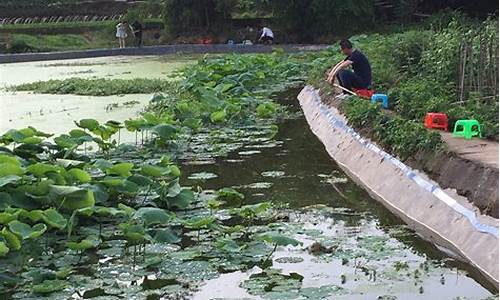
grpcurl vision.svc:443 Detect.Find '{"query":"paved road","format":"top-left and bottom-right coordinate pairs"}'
top-left (440, 131), bottom-right (499, 169)
top-left (0, 44), bottom-right (329, 64)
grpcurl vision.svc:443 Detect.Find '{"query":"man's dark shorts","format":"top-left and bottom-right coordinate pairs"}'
top-left (337, 69), bottom-right (370, 90)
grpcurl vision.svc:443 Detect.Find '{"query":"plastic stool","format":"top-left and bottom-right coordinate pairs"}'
top-left (453, 119), bottom-right (482, 140)
top-left (353, 88), bottom-right (375, 100)
top-left (371, 94), bottom-right (389, 108)
top-left (424, 113), bottom-right (448, 131)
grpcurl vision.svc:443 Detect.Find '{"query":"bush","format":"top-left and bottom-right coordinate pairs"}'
top-left (343, 98), bottom-right (443, 160)
top-left (389, 30), bottom-right (432, 76)
top-left (388, 77), bottom-right (454, 120)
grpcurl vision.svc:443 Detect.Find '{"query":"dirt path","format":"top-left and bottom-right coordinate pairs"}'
top-left (440, 132), bottom-right (499, 169)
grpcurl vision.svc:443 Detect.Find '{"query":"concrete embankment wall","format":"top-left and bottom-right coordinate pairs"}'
top-left (0, 44), bottom-right (328, 64)
top-left (298, 85), bottom-right (499, 287)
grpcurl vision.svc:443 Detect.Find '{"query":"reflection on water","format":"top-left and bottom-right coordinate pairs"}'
top-left (185, 92), bottom-right (494, 299)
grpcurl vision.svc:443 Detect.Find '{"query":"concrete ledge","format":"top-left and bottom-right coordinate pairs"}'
top-left (0, 44), bottom-right (329, 64)
top-left (298, 85), bottom-right (499, 287)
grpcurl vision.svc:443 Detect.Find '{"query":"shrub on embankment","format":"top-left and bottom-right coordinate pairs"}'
top-left (342, 96), bottom-right (443, 160)
top-left (308, 13), bottom-right (499, 143)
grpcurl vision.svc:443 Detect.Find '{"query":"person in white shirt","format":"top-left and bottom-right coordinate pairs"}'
top-left (116, 20), bottom-right (133, 49)
top-left (259, 26), bottom-right (274, 45)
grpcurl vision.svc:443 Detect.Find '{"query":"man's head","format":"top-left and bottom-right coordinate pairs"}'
top-left (340, 39), bottom-right (353, 56)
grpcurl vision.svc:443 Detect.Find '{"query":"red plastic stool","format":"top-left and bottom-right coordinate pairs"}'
top-left (352, 88), bottom-right (375, 99)
top-left (424, 113), bottom-right (448, 131)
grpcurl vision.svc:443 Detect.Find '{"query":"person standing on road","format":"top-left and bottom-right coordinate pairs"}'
top-left (131, 20), bottom-right (143, 48)
top-left (327, 39), bottom-right (372, 93)
top-left (259, 26), bottom-right (274, 45)
top-left (116, 20), bottom-right (129, 48)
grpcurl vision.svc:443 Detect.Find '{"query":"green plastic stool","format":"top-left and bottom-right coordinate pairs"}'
top-left (453, 119), bottom-right (482, 140)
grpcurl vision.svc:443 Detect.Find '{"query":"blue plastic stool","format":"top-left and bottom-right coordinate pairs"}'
top-left (371, 94), bottom-right (389, 109)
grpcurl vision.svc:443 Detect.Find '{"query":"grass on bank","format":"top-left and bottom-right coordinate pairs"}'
top-left (2, 33), bottom-right (117, 53)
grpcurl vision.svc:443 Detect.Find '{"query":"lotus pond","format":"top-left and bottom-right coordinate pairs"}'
top-left (0, 53), bottom-right (496, 300)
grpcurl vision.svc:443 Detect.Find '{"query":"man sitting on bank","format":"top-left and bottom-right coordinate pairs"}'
top-left (327, 39), bottom-right (372, 93)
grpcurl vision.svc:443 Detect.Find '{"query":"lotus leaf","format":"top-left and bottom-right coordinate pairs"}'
top-left (120, 223), bottom-right (146, 243)
top-left (66, 235), bottom-right (100, 251)
top-left (0, 154), bottom-right (21, 166)
top-left (68, 168), bottom-right (91, 183)
top-left (153, 229), bottom-right (180, 244)
top-left (76, 119), bottom-right (99, 131)
top-left (210, 110), bottom-right (226, 123)
top-left (20, 209), bottom-right (44, 222)
top-left (21, 136), bottom-right (43, 145)
top-left (106, 162), bottom-right (134, 177)
top-left (0, 242), bottom-right (9, 257)
top-left (183, 216), bottom-right (215, 229)
top-left (167, 188), bottom-right (194, 210)
top-left (0, 212), bottom-right (18, 224)
top-left (42, 208), bottom-right (67, 229)
top-left (27, 163), bottom-right (60, 178)
top-left (141, 165), bottom-right (170, 178)
top-left (32, 279), bottom-right (67, 294)
top-left (151, 124), bottom-right (177, 140)
top-left (0, 163), bottom-right (24, 177)
top-left (48, 185), bottom-right (95, 211)
top-left (8, 220), bottom-right (47, 240)
top-left (133, 207), bottom-right (174, 227)
top-left (258, 233), bottom-right (302, 247)
top-left (216, 187), bottom-right (244, 208)
top-left (0, 175), bottom-right (21, 188)
top-left (216, 238), bottom-right (241, 253)
top-left (1, 227), bottom-right (21, 251)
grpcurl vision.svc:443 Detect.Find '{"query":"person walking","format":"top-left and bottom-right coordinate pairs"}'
top-left (131, 20), bottom-right (143, 48)
top-left (116, 20), bottom-right (129, 48)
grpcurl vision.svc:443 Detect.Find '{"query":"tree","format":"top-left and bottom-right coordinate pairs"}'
top-left (162, 0), bottom-right (237, 34)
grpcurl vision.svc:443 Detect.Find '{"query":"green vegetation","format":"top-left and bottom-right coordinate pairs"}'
top-left (307, 13), bottom-right (498, 160)
top-left (0, 52), bottom-right (307, 298)
top-left (2, 0), bottom-right (496, 53)
top-left (4, 34), bottom-right (101, 53)
top-left (14, 78), bottom-right (174, 96)
top-left (343, 97), bottom-right (443, 160)
top-left (0, 20), bottom-right (161, 53)
top-left (0, 27), bottom-right (496, 297)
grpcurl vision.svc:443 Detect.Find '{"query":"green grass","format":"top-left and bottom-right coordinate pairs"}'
top-left (14, 78), bottom-right (174, 96)
top-left (8, 34), bottom-right (92, 52)
top-left (3, 31), bottom-right (119, 53)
